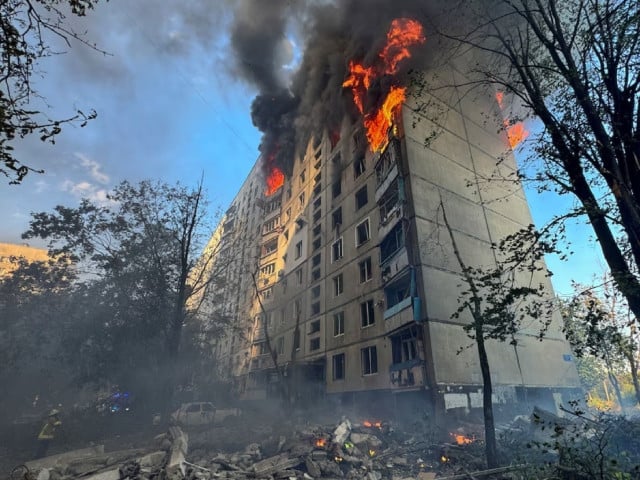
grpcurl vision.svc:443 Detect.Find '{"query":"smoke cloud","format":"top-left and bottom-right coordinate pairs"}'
top-left (228, 0), bottom-right (448, 175)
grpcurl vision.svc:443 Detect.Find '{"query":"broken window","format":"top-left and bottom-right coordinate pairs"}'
top-left (380, 223), bottom-right (404, 264)
top-left (356, 218), bottom-right (370, 246)
top-left (333, 273), bottom-right (344, 296)
top-left (332, 179), bottom-right (342, 198)
top-left (332, 238), bottom-right (343, 262)
top-left (384, 272), bottom-right (411, 309)
top-left (359, 257), bottom-right (372, 283)
top-left (354, 155), bottom-right (366, 178)
top-left (333, 311), bottom-right (344, 336)
top-left (391, 327), bottom-right (418, 364)
top-left (360, 299), bottom-right (375, 328)
top-left (355, 185), bottom-right (368, 210)
top-left (378, 179), bottom-right (400, 225)
top-left (361, 346), bottom-right (378, 375)
top-left (332, 353), bottom-right (345, 380)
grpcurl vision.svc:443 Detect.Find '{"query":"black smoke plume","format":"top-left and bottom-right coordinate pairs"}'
top-left (229, 0), bottom-right (448, 177)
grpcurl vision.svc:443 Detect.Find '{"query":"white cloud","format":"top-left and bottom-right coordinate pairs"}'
top-left (61, 180), bottom-right (112, 205)
top-left (75, 153), bottom-right (110, 184)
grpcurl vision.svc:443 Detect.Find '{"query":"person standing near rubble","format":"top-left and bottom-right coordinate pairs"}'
top-left (34, 409), bottom-right (62, 458)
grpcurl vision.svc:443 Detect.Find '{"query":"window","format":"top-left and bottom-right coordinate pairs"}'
top-left (332, 238), bottom-right (343, 261)
top-left (310, 337), bottom-right (320, 351)
top-left (332, 353), bottom-right (345, 380)
top-left (391, 327), bottom-right (418, 364)
top-left (312, 237), bottom-right (321, 251)
top-left (276, 337), bottom-right (285, 355)
top-left (313, 197), bottom-right (321, 210)
top-left (380, 223), bottom-right (404, 263)
top-left (332, 208), bottom-right (342, 229)
top-left (266, 199), bottom-right (281, 213)
top-left (260, 263), bottom-right (276, 276)
top-left (296, 268), bottom-right (303, 284)
top-left (293, 329), bottom-right (300, 350)
top-left (294, 299), bottom-right (301, 318)
top-left (361, 346), bottom-right (378, 375)
top-left (333, 311), bottom-right (344, 336)
top-left (313, 224), bottom-right (321, 237)
top-left (356, 218), bottom-right (370, 246)
top-left (295, 241), bottom-right (303, 259)
top-left (262, 238), bottom-right (278, 256)
top-left (355, 186), bottom-right (368, 210)
top-left (261, 287), bottom-right (273, 299)
top-left (361, 299), bottom-right (375, 328)
top-left (300, 169), bottom-right (306, 184)
top-left (333, 273), bottom-right (344, 296)
top-left (309, 319), bottom-right (321, 334)
top-left (359, 257), bottom-right (372, 283)
top-left (379, 179), bottom-right (400, 224)
top-left (311, 301), bottom-right (320, 316)
top-left (332, 180), bottom-right (341, 198)
top-left (354, 155), bottom-right (366, 178)
top-left (313, 209), bottom-right (321, 223)
top-left (299, 192), bottom-right (305, 207)
top-left (311, 285), bottom-right (321, 299)
top-left (312, 253), bottom-right (321, 267)
top-left (263, 217), bottom-right (281, 234)
top-left (385, 273), bottom-right (411, 309)
top-left (313, 183), bottom-right (321, 197)
top-left (311, 268), bottom-right (321, 281)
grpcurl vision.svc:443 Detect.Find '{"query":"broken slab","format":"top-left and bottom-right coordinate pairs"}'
top-left (252, 453), bottom-right (303, 476)
top-left (25, 445), bottom-right (105, 470)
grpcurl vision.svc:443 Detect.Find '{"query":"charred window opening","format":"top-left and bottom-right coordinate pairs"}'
top-left (380, 223), bottom-right (404, 264)
top-left (332, 353), bottom-right (345, 380)
top-left (355, 186), bottom-right (368, 210)
top-left (354, 155), bottom-right (366, 178)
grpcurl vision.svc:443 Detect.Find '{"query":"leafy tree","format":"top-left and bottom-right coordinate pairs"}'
top-left (1, 0), bottom-right (103, 184)
top-left (22, 180), bottom-right (232, 410)
top-left (439, 0), bottom-right (640, 323)
top-left (439, 198), bottom-right (554, 468)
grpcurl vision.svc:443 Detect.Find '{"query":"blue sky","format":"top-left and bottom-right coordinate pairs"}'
top-left (0, 0), bottom-right (605, 297)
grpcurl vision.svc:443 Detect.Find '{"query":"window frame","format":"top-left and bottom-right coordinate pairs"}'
top-left (361, 345), bottom-right (378, 375)
top-left (356, 218), bottom-right (371, 247)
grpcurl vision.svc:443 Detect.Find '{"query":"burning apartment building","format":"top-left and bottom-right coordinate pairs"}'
top-left (200, 3), bottom-right (581, 419)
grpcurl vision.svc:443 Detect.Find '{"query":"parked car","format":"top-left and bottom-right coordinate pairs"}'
top-left (170, 402), bottom-right (216, 426)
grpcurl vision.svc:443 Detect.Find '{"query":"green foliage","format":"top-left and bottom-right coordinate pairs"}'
top-left (1, 0), bottom-right (103, 184)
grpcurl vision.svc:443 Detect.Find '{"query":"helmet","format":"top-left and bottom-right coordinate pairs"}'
top-left (49, 409), bottom-right (60, 417)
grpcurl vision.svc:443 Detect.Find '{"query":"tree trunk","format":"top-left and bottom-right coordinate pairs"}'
top-left (476, 330), bottom-right (498, 469)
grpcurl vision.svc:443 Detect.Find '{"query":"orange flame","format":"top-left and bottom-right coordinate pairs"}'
top-left (495, 92), bottom-right (529, 149)
top-left (315, 437), bottom-right (328, 448)
top-left (362, 420), bottom-right (383, 428)
top-left (343, 18), bottom-right (425, 153)
top-left (265, 166), bottom-right (285, 196)
top-left (450, 432), bottom-right (475, 445)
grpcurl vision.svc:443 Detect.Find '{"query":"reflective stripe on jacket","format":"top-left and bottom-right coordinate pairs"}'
top-left (38, 419), bottom-right (61, 440)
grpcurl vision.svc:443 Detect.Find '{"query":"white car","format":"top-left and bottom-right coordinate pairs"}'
top-left (170, 402), bottom-right (216, 426)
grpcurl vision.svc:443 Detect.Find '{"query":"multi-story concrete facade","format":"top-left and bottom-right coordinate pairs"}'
top-left (203, 64), bottom-right (581, 418)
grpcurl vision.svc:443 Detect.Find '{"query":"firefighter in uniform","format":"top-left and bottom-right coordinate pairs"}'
top-left (34, 409), bottom-right (62, 458)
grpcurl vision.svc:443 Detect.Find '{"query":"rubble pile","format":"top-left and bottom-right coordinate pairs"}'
top-left (14, 418), bottom-right (501, 480)
top-left (181, 418), bottom-right (487, 480)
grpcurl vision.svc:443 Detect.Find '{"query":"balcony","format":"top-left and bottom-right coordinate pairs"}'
top-left (389, 359), bottom-right (425, 389)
